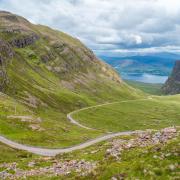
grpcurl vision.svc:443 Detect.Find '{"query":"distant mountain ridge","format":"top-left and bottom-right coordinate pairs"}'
top-left (162, 60), bottom-right (180, 94)
top-left (100, 53), bottom-right (180, 76)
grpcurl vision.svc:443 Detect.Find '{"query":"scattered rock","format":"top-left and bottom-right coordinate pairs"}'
top-left (111, 173), bottom-right (127, 180)
top-left (153, 155), bottom-right (158, 159)
top-left (169, 164), bottom-right (176, 171)
top-left (106, 127), bottom-right (178, 160)
top-left (28, 161), bottom-right (36, 168)
top-left (0, 162), bottom-right (17, 169)
top-left (111, 177), bottom-right (118, 180)
top-left (29, 124), bottom-right (45, 131)
top-left (0, 171), bottom-right (11, 179)
top-left (0, 160), bottom-right (97, 179)
top-left (90, 150), bottom-right (99, 154)
top-left (20, 91), bottom-right (48, 108)
top-left (7, 115), bottom-right (33, 122)
top-left (39, 157), bottom-right (53, 161)
top-left (36, 117), bottom-right (42, 123)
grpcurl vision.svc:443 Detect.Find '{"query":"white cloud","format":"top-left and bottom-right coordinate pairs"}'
top-left (0, 0), bottom-right (180, 56)
top-left (95, 45), bottom-right (180, 57)
top-left (130, 34), bottom-right (143, 45)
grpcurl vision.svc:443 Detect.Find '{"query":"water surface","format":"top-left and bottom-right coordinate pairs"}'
top-left (122, 73), bottom-right (168, 83)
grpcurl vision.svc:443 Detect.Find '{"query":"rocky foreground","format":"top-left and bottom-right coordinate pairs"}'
top-left (0, 159), bottom-right (96, 179)
top-left (0, 127), bottom-right (179, 179)
top-left (106, 127), bottom-right (178, 160)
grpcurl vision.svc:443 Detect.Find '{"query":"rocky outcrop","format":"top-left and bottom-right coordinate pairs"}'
top-left (0, 159), bottom-right (97, 179)
top-left (0, 33), bottom-right (39, 91)
top-left (162, 60), bottom-right (180, 94)
top-left (0, 39), bottom-right (14, 90)
top-left (0, 39), bottom-right (14, 58)
top-left (0, 11), bottom-right (39, 48)
top-left (10, 34), bottom-right (39, 48)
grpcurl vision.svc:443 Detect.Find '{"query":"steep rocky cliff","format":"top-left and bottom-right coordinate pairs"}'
top-left (162, 60), bottom-right (180, 94)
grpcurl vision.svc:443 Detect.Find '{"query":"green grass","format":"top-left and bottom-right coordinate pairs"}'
top-left (0, 43), bottom-right (143, 148)
top-left (125, 80), bottom-right (163, 95)
top-left (0, 12), bottom-right (179, 179)
top-left (1, 128), bottom-right (178, 179)
top-left (72, 95), bottom-right (180, 132)
top-left (0, 93), bottom-right (103, 148)
top-left (90, 135), bottom-right (179, 179)
top-left (0, 142), bottom-right (35, 164)
top-left (0, 15), bottom-right (144, 148)
top-left (1, 94), bottom-right (179, 148)
top-left (56, 129), bottom-right (180, 180)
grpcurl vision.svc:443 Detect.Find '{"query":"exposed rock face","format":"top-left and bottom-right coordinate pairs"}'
top-left (162, 60), bottom-right (180, 94)
top-left (0, 39), bottom-right (14, 90)
top-left (0, 39), bottom-right (14, 58)
top-left (10, 34), bottom-right (39, 48)
top-left (0, 11), bottom-right (39, 48)
top-left (0, 11), bottom-right (40, 91)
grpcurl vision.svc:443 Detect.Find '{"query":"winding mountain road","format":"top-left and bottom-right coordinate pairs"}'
top-left (0, 131), bottom-right (136, 156)
top-left (0, 99), bottom-right (149, 156)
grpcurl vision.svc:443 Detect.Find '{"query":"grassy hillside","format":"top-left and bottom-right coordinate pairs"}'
top-left (72, 95), bottom-right (180, 132)
top-left (0, 11), bottom-right (142, 104)
top-left (0, 11), bottom-right (179, 180)
top-left (0, 93), bottom-right (103, 147)
top-left (125, 80), bottom-right (163, 95)
top-left (58, 129), bottom-right (179, 180)
top-left (0, 11), bottom-right (144, 147)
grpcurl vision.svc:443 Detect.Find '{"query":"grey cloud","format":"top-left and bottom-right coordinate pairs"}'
top-left (1, 0), bottom-right (180, 56)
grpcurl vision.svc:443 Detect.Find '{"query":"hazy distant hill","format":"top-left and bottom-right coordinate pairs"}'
top-left (100, 53), bottom-right (180, 76)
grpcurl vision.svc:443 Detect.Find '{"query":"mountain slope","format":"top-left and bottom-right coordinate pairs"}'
top-left (162, 60), bottom-right (180, 94)
top-left (0, 11), bottom-right (143, 147)
top-left (0, 11), bottom-right (142, 105)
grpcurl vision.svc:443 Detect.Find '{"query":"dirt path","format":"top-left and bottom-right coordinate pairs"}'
top-left (0, 98), bottom-right (150, 156)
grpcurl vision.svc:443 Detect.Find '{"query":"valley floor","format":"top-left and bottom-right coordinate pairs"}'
top-left (125, 80), bottom-right (163, 95)
top-left (0, 95), bottom-right (179, 179)
top-left (72, 95), bottom-right (180, 132)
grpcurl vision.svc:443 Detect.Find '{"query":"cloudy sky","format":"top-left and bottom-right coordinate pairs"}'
top-left (1, 0), bottom-right (180, 57)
